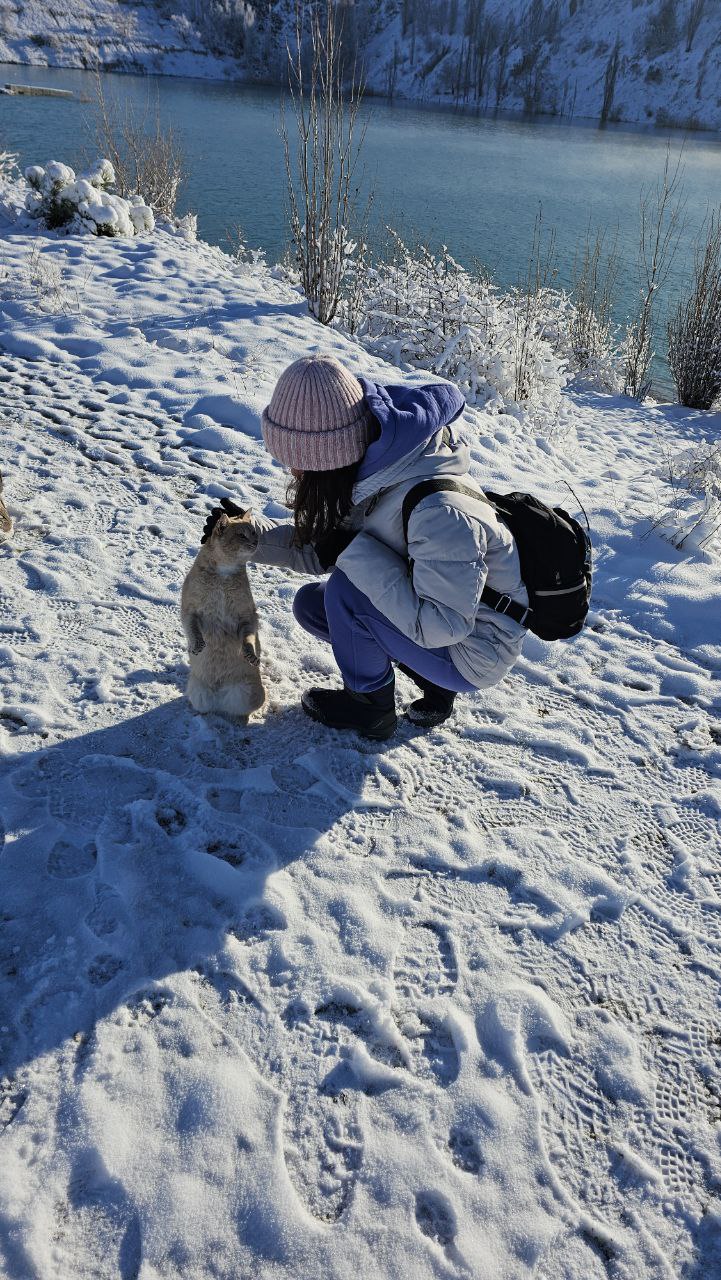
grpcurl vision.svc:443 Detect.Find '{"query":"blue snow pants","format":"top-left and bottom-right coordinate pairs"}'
top-left (292, 571), bottom-right (477, 695)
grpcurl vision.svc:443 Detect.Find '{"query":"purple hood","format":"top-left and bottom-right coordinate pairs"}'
top-left (356, 378), bottom-right (465, 481)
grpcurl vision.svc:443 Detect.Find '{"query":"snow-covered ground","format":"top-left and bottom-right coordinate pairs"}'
top-left (0, 193), bottom-right (720, 1279)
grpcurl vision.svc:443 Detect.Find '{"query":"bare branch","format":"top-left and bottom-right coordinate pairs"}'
top-left (281, 1), bottom-right (367, 325)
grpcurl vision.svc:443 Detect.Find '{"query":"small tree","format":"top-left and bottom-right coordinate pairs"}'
top-left (91, 74), bottom-right (185, 217)
top-left (685, 0), bottom-right (706, 51)
top-left (494, 27), bottom-right (511, 110)
top-left (623, 146), bottom-right (684, 399)
top-left (600, 38), bottom-right (621, 125)
top-left (570, 223), bottom-right (621, 384)
top-left (513, 207), bottom-right (559, 402)
top-left (282, 2), bottom-right (365, 326)
top-left (667, 212), bottom-right (721, 409)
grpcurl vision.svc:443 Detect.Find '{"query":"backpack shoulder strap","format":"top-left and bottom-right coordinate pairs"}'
top-left (401, 478), bottom-right (531, 630)
top-left (401, 478), bottom-right (490, 543)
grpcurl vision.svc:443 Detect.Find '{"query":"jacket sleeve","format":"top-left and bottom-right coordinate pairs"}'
top-left (251, 515), bottom-right (325, 575)
top-left (336, 499), bottom-right (487, 648)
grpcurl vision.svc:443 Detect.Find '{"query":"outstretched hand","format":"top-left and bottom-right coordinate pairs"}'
top-left (200, 496), bottom-right (249, 544)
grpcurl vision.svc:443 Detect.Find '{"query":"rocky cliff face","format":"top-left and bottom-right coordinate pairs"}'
top-left (0, 0), bottom-right (239, 80)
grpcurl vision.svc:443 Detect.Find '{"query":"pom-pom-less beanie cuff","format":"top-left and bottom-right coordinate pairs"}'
top-left (261, 355), bottom-right (374, 472)
top-left (261, 409), bottom-right (373, 471)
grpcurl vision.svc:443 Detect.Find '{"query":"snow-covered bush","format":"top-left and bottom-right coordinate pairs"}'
top-left (0, 151), bottom-right (25, 224)
top-left (225, 222), bottom-right (267, 268)
top-left (552, 304), bottom-right (625, 393)
top-left (24, 159), bottom-right (155, 238)
top-left (655, 440), bottom-right (721, 558)
top-left (667, 212), bottom-right (721, 410)
top-left (0, 150), bottom-right (18, 181)
top-left (343, 234), bottom-right (571, 420)
top-left (562, 227), bottom-right (625, 393)
top-left (93, 78), bottom-right (185, 218)
top-left (174, 212), bottom-right (198, 242)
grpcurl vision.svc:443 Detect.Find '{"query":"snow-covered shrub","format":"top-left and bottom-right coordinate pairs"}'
top-left (93, 78), bottom-right (185, 218)
top-left (344, 233), bottom-right (570, 420)
top-left (550, 302), bottom-right (625, 393)
top-left (174, 211), bottom-right (198, 242)
top-left (0, 151), bottom-right (25, 224)
top-left (563, 227), bottom-right (625, 392)
top-left (667, 212), bottom-right (721, 410)
top-left (655, 440), bottom-right (721, 558)
top-left (24, 159), bottom-right (155, 238)
top-left (0, 150), bottom-right (18, 181)
top-left (225, 222), bottom-right (267, 269)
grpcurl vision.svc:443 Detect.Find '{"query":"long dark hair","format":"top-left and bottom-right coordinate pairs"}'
top-left (287, 462), bottom-right (359, 546)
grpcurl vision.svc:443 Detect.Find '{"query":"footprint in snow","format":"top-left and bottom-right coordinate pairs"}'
top-left (228, 903), bottom-right (285, 946)
top-left (48, 837), bottom-right (97, 878)
top-left (280, 1000), bottom-right (365, 1224)
top-left (87, 954), bottom-right (124, 987)
top-left (155, 804), bottom-right (187, 836)
top-left (191, 968), bottom-right (368, 1225)
top-left (205, 835), bottom-right (248, 868)
top-left (534, 1229), bottom-right (611, 1280)
top-left (207, 784), bottom-right (338, 833)
top-left (526, 1042), bottom-right (707, 1221)
top-left (448, 1125), bottom-right (483, 1175)
top-left (415, 1190), bottom-right (457, 1251)
top-left (84, 883), bottom-right (123, 938)
top-left (47, 759), bottom-right (156, 828)
top-left (126, 990), bottom-right (171, 1026)
top-left (392, 921), bottom-right (459, 1086)
top-left (54, 1154), bottom-right (142, 1280)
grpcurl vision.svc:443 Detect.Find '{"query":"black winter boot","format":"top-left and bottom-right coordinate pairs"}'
top-left (397, 663), bottom-right (457, 728)
top-left (301, 677), bottom-right (397, 741)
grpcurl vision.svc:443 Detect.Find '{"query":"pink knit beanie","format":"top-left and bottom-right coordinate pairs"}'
top-left (261, 355), bottom-right (373, 472)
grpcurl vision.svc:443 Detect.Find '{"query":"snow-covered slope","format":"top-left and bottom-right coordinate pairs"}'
top-left (360, 0), bottom-right (721, 129)
top-left (2, 0), bottom-right (721, 129)
top-left (0, 0), bottom-right (239, 80)
top-left (0, 197), bottom-right (720, 1277)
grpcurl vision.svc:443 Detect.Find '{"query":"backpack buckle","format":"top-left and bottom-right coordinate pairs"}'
top-left (494, 594), bottom-right (513, 615)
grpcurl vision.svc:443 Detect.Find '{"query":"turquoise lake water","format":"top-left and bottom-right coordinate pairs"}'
top-left (3, 62), bottom-right (721, 394)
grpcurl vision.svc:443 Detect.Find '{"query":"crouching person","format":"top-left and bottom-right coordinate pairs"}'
top-left (203, 356), bottom-right (528, 741)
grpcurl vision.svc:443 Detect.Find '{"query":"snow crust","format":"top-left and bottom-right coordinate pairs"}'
top-left (0, 192), bottom-right (720, 1278)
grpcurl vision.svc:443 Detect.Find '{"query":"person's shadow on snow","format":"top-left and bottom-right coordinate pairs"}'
top-left (0, 694), bottom-right (387, 1083)
top-left (0, 689), bottom-right (415, 1278)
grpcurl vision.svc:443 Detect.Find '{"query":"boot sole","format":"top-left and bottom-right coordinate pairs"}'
top-left (301, 699), bottom-right (397, 741)
top-left (405, 705), bottom-right (454, 728)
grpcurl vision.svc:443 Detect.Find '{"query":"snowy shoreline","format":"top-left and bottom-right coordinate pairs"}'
top-left (0, 186), bottom-right (720, 1277)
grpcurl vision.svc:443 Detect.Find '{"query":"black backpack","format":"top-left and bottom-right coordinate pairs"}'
top-left (401, 479), bottom-right (592, 642)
